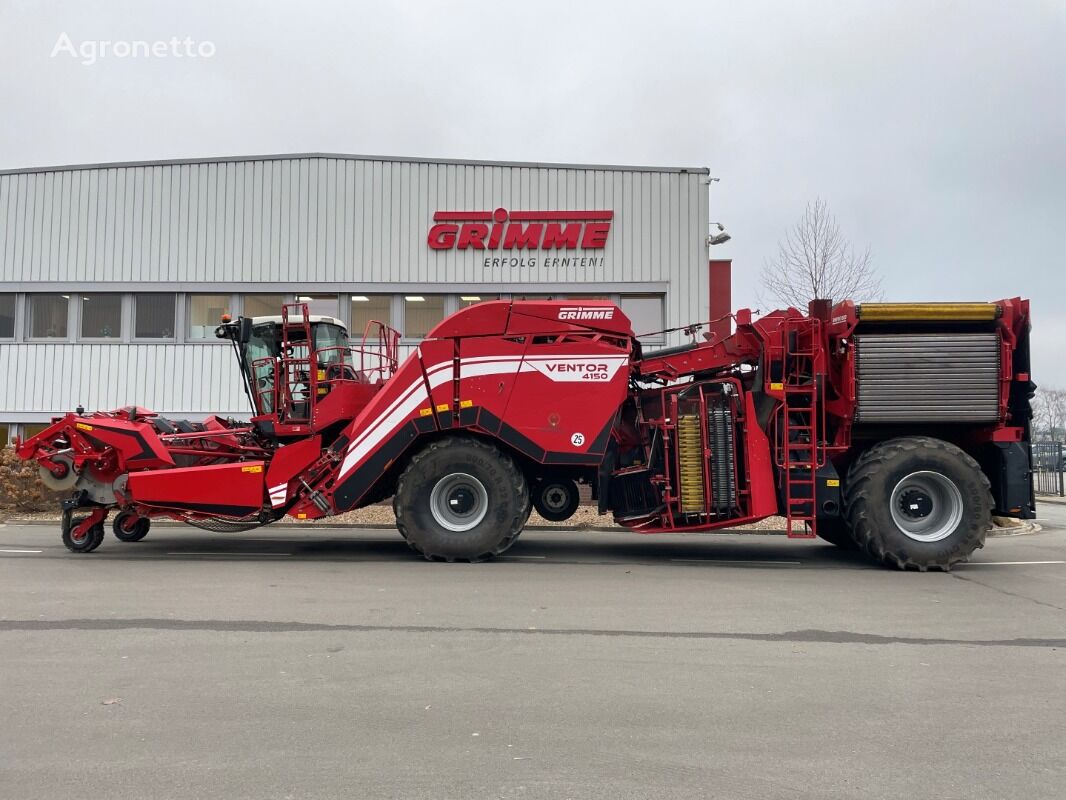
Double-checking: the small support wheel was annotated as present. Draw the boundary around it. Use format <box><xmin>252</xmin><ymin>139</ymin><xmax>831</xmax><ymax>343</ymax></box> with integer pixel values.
<box><xmin>62</xmin><ymin>511</ymin><xmax>106</xmax><ymax>553</ymax></box>
<box><xmin>532</xmin><ymin>478</ymin><xmax>580</xmax><ymax>522</ymax></box>
<box><xmin>113</xmin><ymin>511</ymin><xmax>151</xmax><ymax>543</ymax></box>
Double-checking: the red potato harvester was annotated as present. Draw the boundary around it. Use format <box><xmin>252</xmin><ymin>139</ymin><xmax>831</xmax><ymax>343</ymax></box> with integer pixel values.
<box><xmin>17</xmin><ymin>296</ymin><xmax>1034</xmax><ymax>570</ymax></box>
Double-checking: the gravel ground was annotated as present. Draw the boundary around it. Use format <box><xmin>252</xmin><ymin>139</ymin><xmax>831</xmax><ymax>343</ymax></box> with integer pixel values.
<box><xmin>6</xmin><ymin>504</ymin><xmax>1031</xmax><ymax>534</ymax></box>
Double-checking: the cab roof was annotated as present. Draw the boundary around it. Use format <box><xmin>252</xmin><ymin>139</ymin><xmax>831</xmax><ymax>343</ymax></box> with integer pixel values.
<box><xmin>250</xmin><ymin>315</ymin><xmax>346</xmax><ymax>329</ymax></box>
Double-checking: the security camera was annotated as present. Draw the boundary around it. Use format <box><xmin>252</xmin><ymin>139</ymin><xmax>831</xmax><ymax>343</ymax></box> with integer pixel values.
<box><xmin>708</xmin><ymin>223</ymin><xmax>731</xmax><ymax>246</ymax></box>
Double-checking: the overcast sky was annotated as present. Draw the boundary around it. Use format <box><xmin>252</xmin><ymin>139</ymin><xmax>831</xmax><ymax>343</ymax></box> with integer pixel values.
<box><xmin>1</xmin><ymin>0</ymin><xmax>1064</xmax><ymax>382</ymax></box>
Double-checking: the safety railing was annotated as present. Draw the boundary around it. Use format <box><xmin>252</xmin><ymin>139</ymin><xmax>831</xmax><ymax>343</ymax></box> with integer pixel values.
<box><xmin>1032</xmin><ymin>441</ymin><xmax>1064</xmax><ymax>497</ymax></box>
<box><xmin>353</xmin><ymin>320</ymin><xmax>401</xmax><ymax>383</ymax></box>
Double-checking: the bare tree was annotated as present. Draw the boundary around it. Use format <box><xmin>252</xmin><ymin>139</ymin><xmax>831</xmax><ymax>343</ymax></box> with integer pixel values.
<box><xmin>1033</xmin><ymin>386</ymin><xmax>1066</xmax><ymax>441</ymax></box>
<box><xmin>760</xmin><ymin>198</ymin><xmax>882</xmax><ymax>308</ymax></box>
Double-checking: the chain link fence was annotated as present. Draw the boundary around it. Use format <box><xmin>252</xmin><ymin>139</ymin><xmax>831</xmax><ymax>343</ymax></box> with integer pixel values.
<box><xmin>1032</xmin><ymin>441</ymin><xmax>1064</xmax><ymax>497</ymax></box>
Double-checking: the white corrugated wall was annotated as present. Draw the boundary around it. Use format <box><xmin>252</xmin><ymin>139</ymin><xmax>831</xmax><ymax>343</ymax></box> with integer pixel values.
<box><xmin>0</xmin><ymin>154</ymin><xmax>710</xmax><ymax>419</ymax></box>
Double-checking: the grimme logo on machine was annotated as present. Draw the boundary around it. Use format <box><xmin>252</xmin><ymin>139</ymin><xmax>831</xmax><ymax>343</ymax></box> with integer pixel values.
<box><xmin>559</xmin><ymin>306</ymin><xmax>614</xmax><ymax>321</ymax></box>
<box><xmin>428</xmin><ymin>208</ymin><xmax>612</xmax><ymax>268</ymax></box>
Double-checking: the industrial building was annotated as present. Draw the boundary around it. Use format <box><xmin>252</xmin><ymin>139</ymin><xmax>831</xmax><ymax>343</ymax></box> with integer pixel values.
<box><xmin>0</xmin><ymin>153</ymin><xmax>725</xmax><ymax>442</ymax></box>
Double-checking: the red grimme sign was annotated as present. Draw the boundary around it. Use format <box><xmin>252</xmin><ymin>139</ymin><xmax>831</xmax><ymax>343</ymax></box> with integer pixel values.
<box><xmin>428</xmin><ymin>208</ymin><xmax>613</xmax><ymax>251</ymax></box>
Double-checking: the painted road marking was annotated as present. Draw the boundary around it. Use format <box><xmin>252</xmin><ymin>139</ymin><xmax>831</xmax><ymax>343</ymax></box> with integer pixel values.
<box><xmin>504</xmin><ymin>555</ymin><xmax>548</xmax><ymax>559</ymax></box>
<box><xmin>961</xmin><ymin>560</ymin><xmax>1065</xmax><ymax>566</ymax></box>
<box><xmin>0</xmin><ymin>548</ymin><xmax>43</xmax><ymax>553</ymax></box>
<box><xmin>671</xmin><ymin>558</ymin><xmax>803</xmax><ymax>566</ymax></box>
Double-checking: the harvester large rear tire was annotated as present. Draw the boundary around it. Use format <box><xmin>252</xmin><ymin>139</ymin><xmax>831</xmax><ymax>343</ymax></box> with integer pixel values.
<box><xmin>394</xmin><ymin>437</ymin><xmax>528</xmax><ymax>562</ymax></box>
<box><xmin>844</xmin><ymin>437</ymin><xmax>991</xmax><ymax>571</ymax></box>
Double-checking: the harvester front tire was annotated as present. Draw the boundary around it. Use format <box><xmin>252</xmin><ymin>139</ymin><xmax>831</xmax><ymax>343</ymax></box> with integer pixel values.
<box><xmin>394</xmin><ymin>437</ymin><xmax>528</xmax><ymax>562</ymax></box>
<box><xmin>62</xmin><ymin>514</ymin><xmax>106</xmax><ymax>554</ymax></box>
<box><xmin>113</xmin><ymin>512</ymin><xmax>151</xmax><ymax>543</ymax></box>
<box><xmin>531</xmin><ymin>478</ymin><xmax>580</xmax><ymax>522</ymax></box>
<box><xmin>844</xmin><ymin>437</ymin><xmax>991</xmax><ymax>571</ymax></box>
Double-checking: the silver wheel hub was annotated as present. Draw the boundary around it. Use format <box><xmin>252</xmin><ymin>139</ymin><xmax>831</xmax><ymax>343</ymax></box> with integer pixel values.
<box><xmin>429</xmin><ymin>472</ymin><xmax>489</xmax><ymax>532</ymax></box>
<box><xmin>889</xmin><ymin>470</ymin><xmax>964</xmax><ymax>543</ymax></box>
<box><xmin>542</xmin><ymin>484</ymin><xmax>569</xmax><ymax>511</ymax></box>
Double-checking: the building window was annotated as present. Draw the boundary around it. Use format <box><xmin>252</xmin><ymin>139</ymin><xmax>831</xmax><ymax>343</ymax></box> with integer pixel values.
<box><xmin>27</xmin><ymin>294</ymin><xmax>69</xmax><ymax>339</ymax></box>
<box><xmin>0</xmin><ymin>423</ymin><xmax>8</xmax><ymax>446</ymax></box>
<box><xmin>21</xmin><ymin>423</ymin><xmax>52</xmax><ymax>440</ymax></box>
<box><xmin>620</xmin><ymin>294</ymin><xmax>665</xmax><ymax>343</ymax></box>
<box><xmin>458</xmin><ymin>295</ymin><xmax>498</xmax><ymax>309</ymax></box>
<box><xmin>134</xmin><ymin>294</ymin><xmax>176</xmax><ymax>339</ymax></box>
<box><xmin>0</xmin><ymin>294</ymin><xmax>14</xmax><ymax>338</ymax></box>
<box><xmin>350</xmin><ymin>295</ymin><xmax>392</xmax><ymax>338</ymax></box>
<box><xmin>79</xmin><ymin>294</ymin><xmax>122</xmax><ymax>339</ymax></box>
<box><xmin>244</xmin><ymin>294</ymin><xmax>286</xmax><ymax>318</ymax></box>
<box><xmin>403</xmin><ymin>295</ymin><xmax>445</xmax><ymax>339</ymax></box>
<box><xmin>295</xmin><ymin>294</ymin><xmax>338</xmax><ymax>317</ymax></box>
<box><xmin>189</xmin><ymin>294</ymin><xmax>231</xmax><ymax>339</ymax></box>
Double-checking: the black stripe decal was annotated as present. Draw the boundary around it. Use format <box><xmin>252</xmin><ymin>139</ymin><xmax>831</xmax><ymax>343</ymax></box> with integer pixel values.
<box><xmin>136</xmin><ymin>500</ymin><xmax>260</xmax><ymax>517</ymax></box>
<box><xmin>332</xmin><ymin>422</ymin><xmax>419</xmax><ymax>511</ymax></box>
<box><xmin>82</xmin><ymin>425</ymin><xmax>161</xmax><ymax>465</ymax></box>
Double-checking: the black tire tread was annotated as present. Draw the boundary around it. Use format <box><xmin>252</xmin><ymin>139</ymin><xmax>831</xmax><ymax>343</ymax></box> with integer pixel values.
<box><xmin>844</xmin><ymin>436</ymin><xmax>991</xmax><ymax>571</ymax></box>
<box><xmin>62</xmin><ymin>515</ymin><xmax>106</xmax><ymax>553</ymax></box>
<box><xmin>112</xmin><ymin>512</ymin><xmax>150</xmax><ymax>542</ymax></box>
<box><xmin>393</xmin><ymin>436</ymin><xmax>528</xmax><ymax>562</ymax></box>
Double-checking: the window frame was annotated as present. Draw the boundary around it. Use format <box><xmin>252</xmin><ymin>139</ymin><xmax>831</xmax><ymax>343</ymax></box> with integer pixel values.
<box><xmin>76</xmin><ymin>293</ymin><xmax>125</xmax><ymax>342</ymax></box>
<box><xmin>349</xmin><ymin>293</ymin><xmax>395</xmax><ymax>342</ymax></box>
<box><xmin>0</xmin><ymin>293</ymin><xmax>16</xmax><ymax>340</ymax></box>
<box><xmin>186</xmin><ymin>292</ymin><xmax>238</xmax><ymax>342</ymax></box>
<box><xmin>239</xmin><ymin>293</ymin><xmax>292</xmax><ymax>322</ymax></box>
<box><xmin>132</xmin><ymin>292</ymin><xmax>179</xmax><ymax>342</ymax></box>
<box><xmin>620</xmin><ymin>293</ymin><xmax>666</xmax><ymax>345</ymax></box>
<box><xmin>400</xmin><ymin>293</ymin><xmax>448</xmax><ymax>343</ymax></box>
<box><xmin>24</xmin><ymin>293</ymin><xmax>73</xmax><ymax>342</ymax></box>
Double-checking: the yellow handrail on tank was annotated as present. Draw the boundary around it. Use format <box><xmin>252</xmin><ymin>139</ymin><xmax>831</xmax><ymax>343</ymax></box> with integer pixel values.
<box><xmin>856</xmin><ymin>303</ymin><xmax>1000</xmax><ymax>322</ymax></box>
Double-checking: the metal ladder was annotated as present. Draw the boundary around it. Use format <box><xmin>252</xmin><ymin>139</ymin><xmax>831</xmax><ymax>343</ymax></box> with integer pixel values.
<box><xmin>779</xmin><ymin>318</ymin><xmax>824</xmax><ymax>539</ymax></box>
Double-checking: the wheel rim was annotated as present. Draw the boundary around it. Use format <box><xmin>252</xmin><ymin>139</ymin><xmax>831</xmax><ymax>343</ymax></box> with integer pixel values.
<box><xmin>541</xmin><ymin>484</ymin><xmax>570</xmax><ymax>513</ymax></box>
<box><xmin>889</xmin><ymin>470</ymin><xmax>964</xmax><ymax>542</ymax></box>
<box><xmin>429</xmin><ymin>472</ymin><xmax>489</xmax><ymax>532</ymax></box>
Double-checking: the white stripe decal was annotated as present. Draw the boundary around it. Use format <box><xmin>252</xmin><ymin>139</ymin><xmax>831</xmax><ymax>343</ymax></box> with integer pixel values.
<box><xmin>333</xmin><ymin>354</ymin><xmax>627</xmax><ymax>486</ymax></box>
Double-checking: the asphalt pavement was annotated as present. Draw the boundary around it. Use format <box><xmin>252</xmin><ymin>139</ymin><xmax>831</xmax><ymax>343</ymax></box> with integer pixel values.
<box><xmin>1</xmin><ymin>509</ymin><xmax>1064</xmax><ymax>800</ymax></box>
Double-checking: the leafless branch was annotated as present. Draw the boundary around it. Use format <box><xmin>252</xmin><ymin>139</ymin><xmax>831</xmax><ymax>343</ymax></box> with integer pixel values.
<box><xmin>1033</xmin><ymin>386</ymin><xmax>1066</xmax><ymax>441</ymax></box>
<box><xmin>759</xmin><ymin>198</ymin><xmax>882</xmax><ymax>309</ymax></box>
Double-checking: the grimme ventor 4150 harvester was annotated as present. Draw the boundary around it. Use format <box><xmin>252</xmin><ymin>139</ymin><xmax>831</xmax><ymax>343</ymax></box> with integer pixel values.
<box><xmin>16</xmin><ymin>297</ymin><xmax>1034</xmax><ymax>570</ymax></box>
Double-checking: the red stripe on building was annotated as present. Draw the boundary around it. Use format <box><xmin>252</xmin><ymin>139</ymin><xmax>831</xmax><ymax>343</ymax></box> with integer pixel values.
<box><xmin>508</xmin><ymin>210</ymin><xmax>614</xmax><ymax>221</ymax></box>
<box><xmin>432</xmin><ymin>211</ymin><xmax>494</xmax><ymax>222</ymax></box>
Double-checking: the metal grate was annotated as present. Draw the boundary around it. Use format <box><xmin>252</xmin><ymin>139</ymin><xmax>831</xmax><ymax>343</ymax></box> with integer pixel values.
<box><xmin>854</xmin><ymin>333</ymin><xmax>1000</xmax><ymax>423</ymax></box>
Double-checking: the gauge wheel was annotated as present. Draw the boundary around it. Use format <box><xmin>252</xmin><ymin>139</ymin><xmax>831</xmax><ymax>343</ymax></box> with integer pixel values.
<box><xmin>62</xmin><ymin>511</ymin><xmax>106</xmax><ymax>553</ymax></box>
<box><xmin>113</xmin><ymin>511</ymin><xmax>151</xmax><ymax>543</ymax></box>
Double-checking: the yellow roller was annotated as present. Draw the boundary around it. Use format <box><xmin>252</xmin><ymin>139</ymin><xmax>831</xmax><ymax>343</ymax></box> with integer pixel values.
<box><xmin>677</xmin><ymin>415</ymin><xmax>705</xmax><ymax>513</ymax></box>
<box><xmin>856</xmin><ymin>303</ymin><xmax>1000</xmax><ymax>322</ymax></box>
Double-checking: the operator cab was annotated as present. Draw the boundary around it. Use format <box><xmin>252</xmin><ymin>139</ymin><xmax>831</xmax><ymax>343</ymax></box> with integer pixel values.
<box><xmin>240</xmin><ymin>314</ymin><xmax>355</xmax><ymax>416</ymax></box>
<box><xmin>216</xmin><ymin>303</ymin><xmax>399</xmax><ymax>440</ymax></box>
